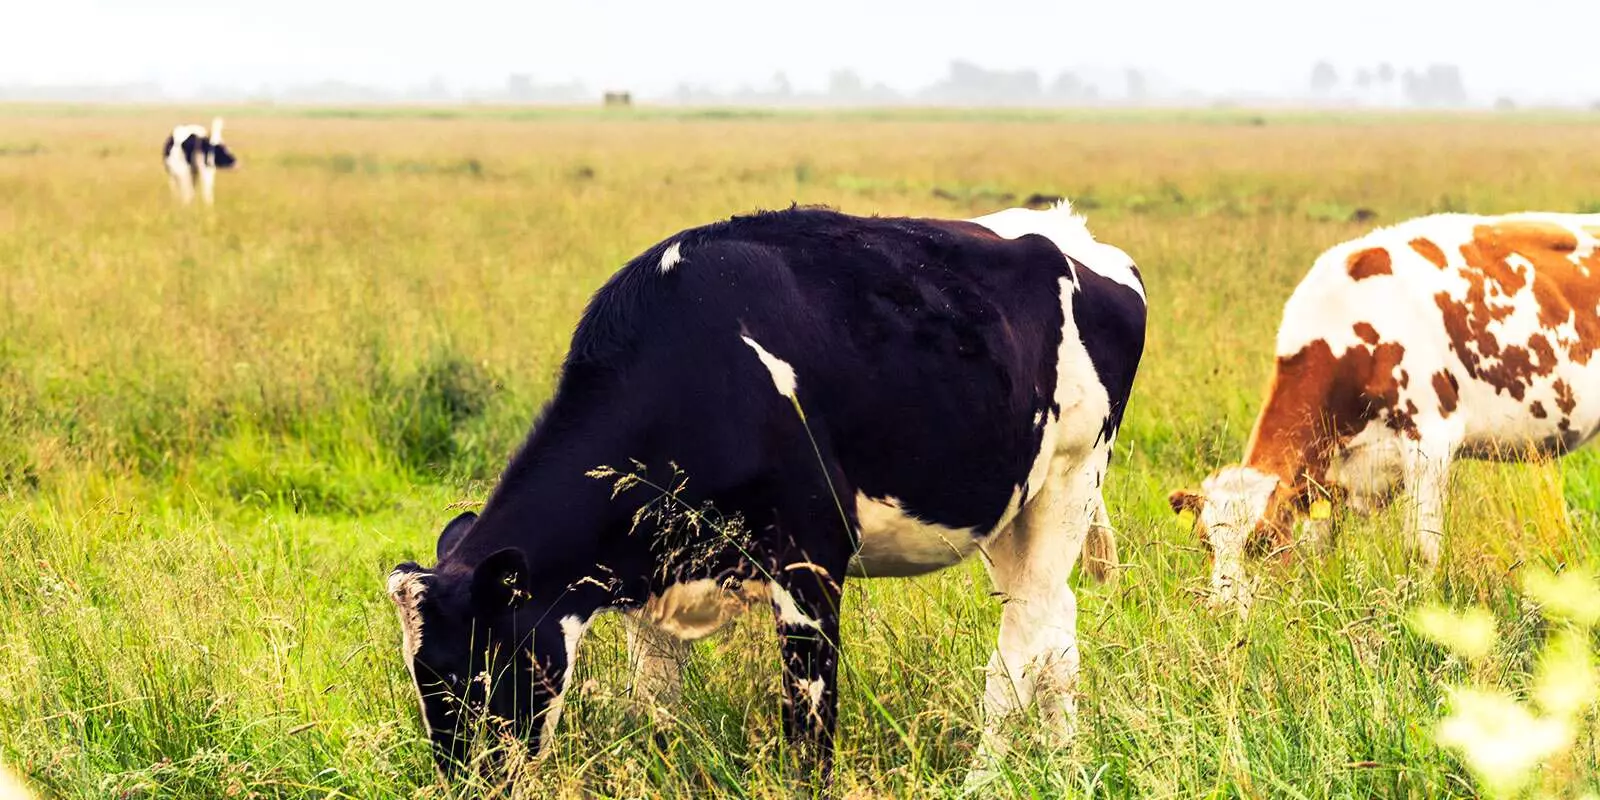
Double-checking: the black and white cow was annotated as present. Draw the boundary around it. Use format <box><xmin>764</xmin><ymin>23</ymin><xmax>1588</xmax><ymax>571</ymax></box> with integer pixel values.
<box><xmin>162</xmin><ymin>118</ymin><xmax>236</xmax><ymax>205</ymax></box>
<box><xmin>386</xmin><ymin>202</ymin><xmax>1147</xmax><ymax>779</ymax></box>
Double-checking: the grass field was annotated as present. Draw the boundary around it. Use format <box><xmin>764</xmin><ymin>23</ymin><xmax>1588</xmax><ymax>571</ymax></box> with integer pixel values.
<box><xmin>2</xmin><ymin>106</ymin><xmax>1600</xmax><ymax>798</ymax></box>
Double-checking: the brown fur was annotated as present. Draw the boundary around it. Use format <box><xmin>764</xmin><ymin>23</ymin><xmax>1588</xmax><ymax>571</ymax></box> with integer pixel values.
<box><xmin>1431</xmin><ymin>369</ymin><xmax>1460</xmax><ymax>416</ymax></box>
<box><xmin>1238</xmin><ymin>335</ymin><xmax>1411</xmax><ymax>543</ymax></box>
<box><xmin>1346</xmin><ymin>247</ymin><xmax>1393</xmax><ymax>280</ymax></box>
<box><xmin>1410</xmin><ymin>238</ymin><xmax>1449</xmax><ymax>269</ymax></box>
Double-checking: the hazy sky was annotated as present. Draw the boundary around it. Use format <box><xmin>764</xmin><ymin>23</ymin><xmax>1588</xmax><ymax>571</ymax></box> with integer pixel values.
<box><xmin>7</xmin><ymin>0</ymin><xmax>1599</xmax><ymax>102</ymax></box>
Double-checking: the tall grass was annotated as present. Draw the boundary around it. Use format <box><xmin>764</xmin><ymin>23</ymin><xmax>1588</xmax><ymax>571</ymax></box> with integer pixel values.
<box><xmin>1</xmin><ymin>108</ymin><xmax>1598</xmax><ymax>797</ymax></box>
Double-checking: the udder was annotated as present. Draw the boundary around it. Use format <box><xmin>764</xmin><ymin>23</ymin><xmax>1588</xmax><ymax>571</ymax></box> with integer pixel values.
<box><xmin>848</xmin><ymin>493</ymin><xmax>983</xmax><ymax>578</ymax></box>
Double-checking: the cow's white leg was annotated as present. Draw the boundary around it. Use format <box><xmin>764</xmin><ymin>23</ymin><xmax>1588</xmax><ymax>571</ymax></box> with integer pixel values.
<box><xmin>623</xmin><ymin>612</ymin><xmax>691</xmax><ymax>721</ymax></box>
<box><xmin>173</xmin><ymin>166</ymin><xmax>195</xmax><ymax>205</ymax></box>
<box><xmin>198</xmin><ymin>164</ymin><xmax>216</xmax><ymax>205</ymax></box>
<box><xmin>979</xmin><ymin>450</ymin><xmax>1098</xmax><ymax>757</ymax></box>
<box><xmin>1401</xmin><ymin>432</ymin><xmax>1455</xmax><ymax>567</ymax></box>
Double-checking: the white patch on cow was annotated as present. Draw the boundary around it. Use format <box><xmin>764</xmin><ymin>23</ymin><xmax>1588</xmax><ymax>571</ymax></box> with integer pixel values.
<box><xmin>740</xmin><ymin>335</ymin><xmax>797</xmax><ymax>399</ymax></box>
<box><xmin>165</xmin><ymin>125</ymin><xmax>207</xmax><ymax>205</ymax></box>
<box><xmin>1195</xmin><ymin>466</ymin><xmax>1277</xmax><ymax>611</ymax></box>
<box><xmin>849</xmin><ymin>493</ymin><xmax>979</xmax><ymax>577</ymax></box>
<box><xmin>209</xmin><ymin>117</ymin><xmax>225</xmax><ymax>144</ymax></box>
<box><xmin>642</xmin><ymin>578</ymin><xmax>769</xmax><ymax>640</ymax></box>
<box><xmin>537</xmin><ymin>613</ymin><xmax>592</xmax><ymax>751</ymax></box>
<box><xmin>386</xmin><ymin>569</ymin><xmax>433</xmax><ymax>736</ymax></box>
<box><xmin>1277</xmin><ymin>212</ymin><xmax>1600</xmax><ymax>467</ymax></box>
<box><xmin>768</xmin><ymin>582</ymin><xmax>821</xmax><ymax>631</ymax></box>
<box><xmin>968</xmin><ymin>201</ymin><xmax>1146</xmax><ymax>301</ymax></box>
<box><xmin>796</xmin><ymin>676</ymin><xmax>827</xmax><ymax>722</ymax></box>
<box><xmin>659</xmin><ymin>241</ymin><xmax>683</xmax><ymax>273</ymax></box>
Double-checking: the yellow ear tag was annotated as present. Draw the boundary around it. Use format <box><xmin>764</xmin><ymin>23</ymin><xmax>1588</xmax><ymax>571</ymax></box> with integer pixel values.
<box><xmin>1177</xmin><ymin>510</ymin><xmax>1196</xmax><ymax>528</ymax></box>
<box><xmin>1309</xmin><ymin>499</ymin><xmax>1332</xmax><ymax>520</ymax></box>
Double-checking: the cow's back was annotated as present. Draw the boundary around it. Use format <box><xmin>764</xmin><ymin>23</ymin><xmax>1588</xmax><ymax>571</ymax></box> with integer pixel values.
<box><xmin>1275</xmin><ymin>212</ymin><xmax>1600</xmax><ymax>455</ymax></box>
<box><xmin>570</xmin><ymin>207</ymin><xmax>1142</xmax><ymax>538</ymax></box>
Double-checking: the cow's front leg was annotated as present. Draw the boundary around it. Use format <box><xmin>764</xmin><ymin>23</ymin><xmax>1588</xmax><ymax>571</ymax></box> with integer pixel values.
<box><xmin>623</xmin><ymin>612</ymin><xmax>691</xmax><ymax>723</ymax></box>
<box><xmin>979</xmin><ymin>452</ymin><xmax>1098</xmax><ymax>759</ymax></box>
<box><xmin>771</xmin><ymin>561</ymin><xmax>844</xmax><ymax>781</ymax></box>
<box><xmin>1401</xmin><ymin>433</ymin><xmax>1456</xmax><ymax>568</ymax></box>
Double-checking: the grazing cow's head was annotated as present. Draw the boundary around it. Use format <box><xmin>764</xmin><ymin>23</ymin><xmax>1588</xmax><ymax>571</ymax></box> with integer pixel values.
<box><xmin>1169</xmin><ymin>466</ymin><xmax>1296</xmax><ymax>612</ymax></box>
<box><xmin>386</xmin><ymin>512</ymin><xmax>591</xmax><ymax>777</ymax></box>
<box><xmin>209</xmin><ymin>118</ymin><xmax>237</xmax><ymax>169</ymax></box>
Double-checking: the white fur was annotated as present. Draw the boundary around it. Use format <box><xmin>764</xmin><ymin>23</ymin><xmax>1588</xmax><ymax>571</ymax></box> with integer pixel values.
<box><xmin>537</xmin><ymin>613</ymin><xmax>592</xmax><ymax>751</ymax></box>
<box><xmin>608</xmin><ymin>206</ymin><xmax>1137</xmax><ymax>763</ymax></box>
<box><xmin>768</xmin><ymin>582</ymin><xmax>821</xmax><ymax>630</ymax></box>
<box><xmin>1277</xmin><ymin>212</ymin><xmax>1600</xmax><ymax>459</ymax></box>
<box><xmin>849</xmin><ymin>493</ymin><xmax>980</xmax><ymax>577</ymax></box>
<box><xmin>386</xmin><ymin>570</ymin><xmax>433</xmax><ymax>737</ymax></box>
<box><xmin>740</xmin><ymin>335</ymin><xmax>797</xmax><ymax>399</ymax></box>
<box><xmin>796</xmin><ymin>677</ymin><xmax>827</xmax><ymax>722</ymax></box>
<box><xmin>164</xmin><ymin>121</ymin><xmax>227</xmax><ymax>206</ymax></box>
<box><xmin>659</xmin><ymin>241</ymin><xmax>683</xmax><ymax>273</ymax></box>
<box><xmin>1201</xmin><ymin>211</ymin><xmax>1600</xmax><ymax>610</ymax></box>
<box><xmin>969</xmin><ymin>201</ymin><xmax>1146</xmax><ymax>302</ymax></box>
<box><xmin>1194</xmin><ymin>466</ymin><xmax>1277</xmax><ymax>612</ymax></box>
<box><xmin>975</xmin><ymin>266</ymin><xmax>1120</xmax><ymax>756</ymax></box>
<box><xmin>640</xmin><ymin>578</ymin><xmax>768</xmax><ymax>640</ymax></box>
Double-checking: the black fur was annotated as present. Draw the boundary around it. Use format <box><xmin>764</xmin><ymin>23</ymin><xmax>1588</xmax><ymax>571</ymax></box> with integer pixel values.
<box><xmin>392</xmin><ymin>206</ymin><xmax>1147</xmax><ymax>780</ymax></box>
<box><xmin>162</xmin><ymin>130</ymin><xmax>236</xmax><ymax>172</ymax></box>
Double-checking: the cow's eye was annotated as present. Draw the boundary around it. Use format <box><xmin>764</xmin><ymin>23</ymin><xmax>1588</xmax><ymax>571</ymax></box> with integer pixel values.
<box><xmin>447</xmin><ymin>672</ymin><xmax>461</xmax><ymax>687</ymax></box>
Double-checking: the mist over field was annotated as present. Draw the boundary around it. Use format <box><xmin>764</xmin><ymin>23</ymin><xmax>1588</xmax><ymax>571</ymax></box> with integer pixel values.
<box><xmin>7</xmin><ymin>0</ymin><xmax>1600</xmax><ymax>108</ymax></box>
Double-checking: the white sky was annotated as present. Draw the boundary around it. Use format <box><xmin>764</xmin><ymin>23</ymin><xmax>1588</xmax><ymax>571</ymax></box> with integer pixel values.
<box><xmin>5</xmin><ymin>0</ymin><xmax>1599</xmax><ymax>101</ymax></box>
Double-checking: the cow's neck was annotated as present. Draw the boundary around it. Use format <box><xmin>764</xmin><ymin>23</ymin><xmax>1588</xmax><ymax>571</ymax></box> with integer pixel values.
<box><xmin>1240</xmin><ymin>341</ymin><xmax>1342</xmax><ymax>500</ymax></box>
<box><xmin>447</xmin><ymin>382</ymin><xmax>647</xmax><ymax>588</ymax></box>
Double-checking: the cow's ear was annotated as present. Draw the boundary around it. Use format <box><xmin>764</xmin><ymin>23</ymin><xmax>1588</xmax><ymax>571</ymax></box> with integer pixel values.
<box><xmin>1168</xmin><ymin>489</ymin><xmax>1205</xmax><ymax>515</ymax></box>
<box><xmin>386</xmin><ymin>561</ymin><xmax>427</xmax><ymax>606</ymax></box>
<box><xmin>436</xmin><ymin>511</ymin><xmax>478</xmax><ymax>561</ymax></box>
<box><xmin>471</xmin><ymin>547</ymin><xmax>530</xmax><ymax>614</ymax></box>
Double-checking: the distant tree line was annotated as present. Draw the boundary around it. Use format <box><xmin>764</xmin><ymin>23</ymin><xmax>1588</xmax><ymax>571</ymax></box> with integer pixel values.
<box><xmin>1308</xmin><ymin>60</ymin><xmax>1469</xmax><ymax>107</ymax></box>
<box><xmin>8</xmin><ymin>59</ymin><xmax>1595</xmax><ymax>109</ymax></box>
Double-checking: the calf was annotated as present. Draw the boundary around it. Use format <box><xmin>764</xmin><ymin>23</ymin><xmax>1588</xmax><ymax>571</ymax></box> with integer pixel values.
<box><xmin>385</xmin><ymin>202</ymin><xmax>1146</xmax><ymax>778</ymax></box>
<box><xmin>1172</xmin><ymin>213</ymin><xmax>1600</xmax><ymax>610</ymax></box>
<box><xmin>162</xmin><ymin>118</ymin><xmax>236</xmax><ymax>205</ymax></box>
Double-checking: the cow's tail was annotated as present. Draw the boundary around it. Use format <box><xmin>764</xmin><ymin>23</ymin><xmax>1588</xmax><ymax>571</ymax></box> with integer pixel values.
<box><xmin>1081</xmin><ymin>521</ymin><xmax>1118</xmax><ymax>583</ymax></box>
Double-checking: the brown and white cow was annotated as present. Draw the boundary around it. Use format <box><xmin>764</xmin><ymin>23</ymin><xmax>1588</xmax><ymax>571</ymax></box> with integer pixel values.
<box><xmin>1172</xmin><ymin>212</ymin><xmax>1600</xmax><ymax>610</ymax></box>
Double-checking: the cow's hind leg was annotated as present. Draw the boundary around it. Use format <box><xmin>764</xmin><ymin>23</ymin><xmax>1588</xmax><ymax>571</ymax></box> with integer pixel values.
<box><xmin>979</xmin><ymin>449</ymin><xmax>1101</xmax><ymax>757</ymax></box>
<box><xmin>770</xmin><ymin>551</ymin><xmax>845</xmax><ymax>782</ymax></box>
<box><xmin>623</xmin><ymin>612</ymin><xmax>692</xmax><ymax>724</ymax></box>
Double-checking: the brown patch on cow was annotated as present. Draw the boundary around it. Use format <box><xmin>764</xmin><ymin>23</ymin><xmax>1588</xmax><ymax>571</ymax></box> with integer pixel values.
<box><xmin>1459</xmin><ymin>222</ymin><xmax>1571</xmax><ymax>295</ymax></box>
<box><xmin>1432</xmin><ymin>370</ymin><xmax>1460</xmax><ymax>416</ymax></box>
<box><xmin>1468</xmin><ymin>221</ymin><xmax>1600</xmax><ymax>363</ymax></box>
<box><xmin>1346</xmin><ymin>247</ymin><xmax>1393</xmax><ymax>280</ymax></box>
<box><xmin>1410</xmin><ymin>238</ymin><xmax>1449</xmax><ymax>269</ymax></box>
<box><xmin>1530</xmin><ymin>401</ymin><xmax>1548</xmax><ymax>418</ymax></box>
<box><xmin>1353</xmin><ymin>322</ymin><xmax>1381</xmax><ymax>345</ymax></box>
<box><xmin>1242</xmin><ymin>336</ymin><xmax>1411</xmax><ymax>530</ymax></box>
<box><xmin>1554</xmin><ymin>379</ymin><xmax>1578</xmax><ymax>415</ymax></box>
<box><xmin>1388</xmin><ymin>398</ymin><xmax>1421</xmax><ymax>440</ymax></box>
<box><xmin>1435</xmin><ymin>220</ymin><xmax>1600</xmax><ymax>401</ymax></box>
<box><xmin>1436</xmin><ymin>289</ymin><xmax>1508</xmax><ymax>377</ymax></box>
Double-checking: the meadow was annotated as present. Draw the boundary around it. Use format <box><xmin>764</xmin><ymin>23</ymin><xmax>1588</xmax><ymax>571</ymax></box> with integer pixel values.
<box><xmin>2</xmin><ymin>106</ymin><xmax>1599</xmax><ymax>798</ymax></box>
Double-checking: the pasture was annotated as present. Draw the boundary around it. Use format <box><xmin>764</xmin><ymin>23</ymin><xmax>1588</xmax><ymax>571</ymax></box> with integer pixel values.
<box><xmin>1</xmin><ymin>106</ymin><xmax>1599</xmax><ymax>798</ymax></box>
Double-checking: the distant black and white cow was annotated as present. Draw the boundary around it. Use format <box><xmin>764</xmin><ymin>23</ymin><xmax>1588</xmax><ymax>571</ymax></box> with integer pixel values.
<box><xmin>385</xmin><ymin>203</ymin><xmax>1147</xmax><ymax>779</ymax></box>
<box><xmin>162</xmin><ymin>118</ymin><xmax>236</xmax><ymax>205</ymax></box>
